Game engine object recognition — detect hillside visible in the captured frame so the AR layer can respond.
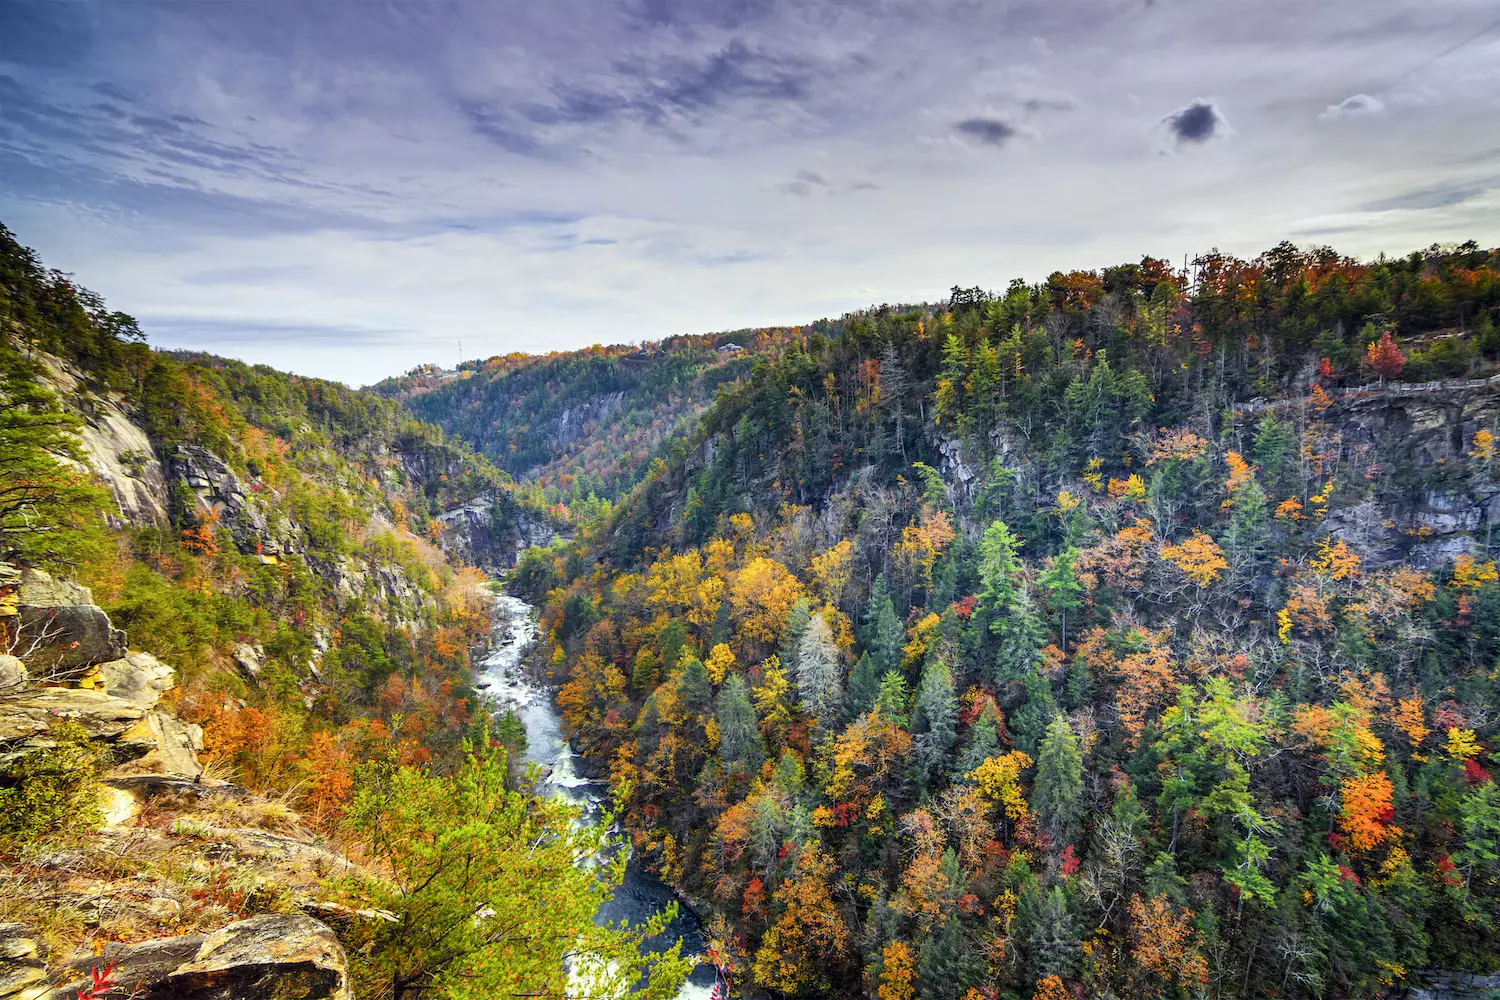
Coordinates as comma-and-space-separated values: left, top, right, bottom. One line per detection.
512, 240, 1500, 999
0, 223, 686, 999
372, 332, 792, 504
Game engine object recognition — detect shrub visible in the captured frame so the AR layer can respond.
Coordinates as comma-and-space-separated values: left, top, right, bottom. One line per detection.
0, 719, 102, 841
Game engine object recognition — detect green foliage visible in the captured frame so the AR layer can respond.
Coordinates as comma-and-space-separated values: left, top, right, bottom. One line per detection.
0, 720, 101, 842
334, 736, 692, 1000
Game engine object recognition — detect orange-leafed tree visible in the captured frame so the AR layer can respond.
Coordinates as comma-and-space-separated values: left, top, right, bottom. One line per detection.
1160, 530, 1227, 588
752, 844, 850, 993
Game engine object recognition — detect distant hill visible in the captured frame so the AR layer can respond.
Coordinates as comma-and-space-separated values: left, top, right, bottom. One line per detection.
371, 330, 801, 502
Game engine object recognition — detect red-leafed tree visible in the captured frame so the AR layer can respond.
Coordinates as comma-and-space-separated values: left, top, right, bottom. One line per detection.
1364, 331, 1406, 383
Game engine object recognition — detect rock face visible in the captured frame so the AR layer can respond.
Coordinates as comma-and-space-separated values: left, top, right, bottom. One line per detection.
47, 915, 351, 1000
437, 494, 562, 570
36, 354, 169, 528
14, 569, 125, 676
0, 657, 25, 694
170, 446, 286, 557
0, 641, 201, 778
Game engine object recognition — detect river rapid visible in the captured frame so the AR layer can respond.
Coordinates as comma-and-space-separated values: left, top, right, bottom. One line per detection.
477, 594, 720, 999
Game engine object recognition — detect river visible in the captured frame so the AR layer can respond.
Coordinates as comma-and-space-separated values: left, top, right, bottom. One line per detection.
477, 593, 721, 999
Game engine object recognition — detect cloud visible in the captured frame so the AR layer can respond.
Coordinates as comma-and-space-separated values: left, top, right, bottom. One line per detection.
1319, 93, 1385, 120
1022, 94, 1080, 115
954, 117, 1021, 147
1159, 99, 1229, 147
1360, 182, 1491, 212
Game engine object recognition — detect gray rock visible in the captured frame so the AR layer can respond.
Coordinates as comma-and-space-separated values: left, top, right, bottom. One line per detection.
0, 688, 155, 769
14, 569, 125, 676
0, 922, 46, 1000
230, 643, 264, 680
51, 915, 351, 1000
99, 652, 175, 708
0, 657, 25, 694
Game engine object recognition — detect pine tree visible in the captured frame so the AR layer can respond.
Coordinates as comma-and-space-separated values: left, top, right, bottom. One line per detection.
952, 708, 1001, 779
917, 912, 981, 1000
1019, 885, 1081, 983
796, 612, 842, 722
1010, 671, 1056, 757
677, 657, 713, 717
868, 579, 905, 675
1037, 547, 1084, 652
911, 658, 958, 786
1034, 715, 1084, 848
991, 586, 1046, 684
874, 671, 910, 727
716, 674, 765, 773
979, 519, 1023, 621
781, 597, 814, 683
847, 651, 882, 719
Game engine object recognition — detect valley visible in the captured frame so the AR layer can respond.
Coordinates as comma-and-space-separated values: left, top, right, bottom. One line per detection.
5, 223, 1500, 1000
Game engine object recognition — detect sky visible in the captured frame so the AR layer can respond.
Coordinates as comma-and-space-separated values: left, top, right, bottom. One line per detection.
2, 0, 1499, 387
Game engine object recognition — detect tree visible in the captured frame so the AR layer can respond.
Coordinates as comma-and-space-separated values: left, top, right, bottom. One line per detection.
979, 519, 1024, 621
335, 737, 692, 1000
864, 575, 905, 675
0, 351, 110, 569
796, 611, 842, 723
847, 652, 882, 719
1033, 715, 1084, 848
917, 912, 981, 1000
1364, 330, 1406, 382
1037, 547, 1084, 651
874, 671, 910, 726
911, 658, 958, 786
1019, 885, 1080, 982
717, 674, 765, 774
752, 844, 850, 994
1160, 530, 1227, 588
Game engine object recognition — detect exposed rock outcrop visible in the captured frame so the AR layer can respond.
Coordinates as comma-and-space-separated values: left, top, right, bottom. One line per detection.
36, 354, 169, 528
437, 494, 562, 570
14, 569, 125, 676
46, 915, 351, 1000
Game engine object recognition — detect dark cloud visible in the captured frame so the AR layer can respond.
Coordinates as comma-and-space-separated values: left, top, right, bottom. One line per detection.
1022, 94, 1080, 114
955, 117, 1020, 147
1160, 99, 1228, 146
0, 0, 95, 68
1360, 182, 1491, 212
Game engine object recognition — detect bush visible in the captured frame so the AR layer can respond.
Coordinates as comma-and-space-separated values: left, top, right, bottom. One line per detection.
0, 720, 102, 841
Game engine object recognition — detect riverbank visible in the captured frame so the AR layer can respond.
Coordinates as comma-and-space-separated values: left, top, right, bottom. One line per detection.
475, 589, 721, 999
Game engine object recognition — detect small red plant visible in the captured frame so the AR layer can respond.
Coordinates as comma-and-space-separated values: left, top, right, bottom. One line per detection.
77, 963, 116, 1000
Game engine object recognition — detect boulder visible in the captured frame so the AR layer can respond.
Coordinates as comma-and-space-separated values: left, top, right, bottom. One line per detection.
231, 644, 264, 680
14, 569, 125, 676
0, 923, 46, 1000
51, 915, 351, 1000
0, 657, 25, 694
107, 711, 203, 780
0, 687, 154, 768
99, 653, 175, 708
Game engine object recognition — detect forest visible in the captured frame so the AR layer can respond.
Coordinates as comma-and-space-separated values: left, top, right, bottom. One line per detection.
510, 239, 1500, 999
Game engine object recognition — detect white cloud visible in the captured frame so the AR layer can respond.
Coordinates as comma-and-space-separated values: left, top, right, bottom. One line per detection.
1320, 93, 1386, 120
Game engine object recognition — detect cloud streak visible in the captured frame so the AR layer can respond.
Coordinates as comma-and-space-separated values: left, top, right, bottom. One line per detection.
1, 0, 1497, 385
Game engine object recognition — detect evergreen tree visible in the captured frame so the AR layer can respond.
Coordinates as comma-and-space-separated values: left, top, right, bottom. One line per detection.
873, 671, 910, 727
1009, 670, 1056, 757
1034, 715, 1084, 848
1037, 547, 1084, 652
864, 574, 905, 675
716, 674, 765, 773
1019, 885, 1081, 982
978, 518, 1023, 621
952, 708, 1001, 779
846, 651, 882, 719
917, 912, 981, 1000
911, 658, 958, 786
796, 612, 842, 723
677, 657, 712, 717
991, 586, 1046, 684
780, 597, 814, 683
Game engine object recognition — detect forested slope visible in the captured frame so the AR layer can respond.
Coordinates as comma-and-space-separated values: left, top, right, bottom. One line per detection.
373, 332, 794, 503
514, 240, 1500, 999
